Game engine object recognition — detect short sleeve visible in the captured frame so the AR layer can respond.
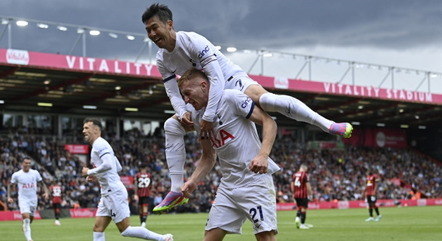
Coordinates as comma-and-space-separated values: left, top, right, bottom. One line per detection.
36, 171, 43, 182
226, 90, 255, 119
10, 173, 17, 183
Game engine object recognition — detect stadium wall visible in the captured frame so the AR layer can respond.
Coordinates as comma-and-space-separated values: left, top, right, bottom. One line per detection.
1, 199, 441, 221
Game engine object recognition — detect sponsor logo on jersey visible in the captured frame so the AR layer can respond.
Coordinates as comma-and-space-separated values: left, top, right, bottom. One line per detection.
210, 129, 235, 148
198, 45, 210, 58
241, 97, 252, 108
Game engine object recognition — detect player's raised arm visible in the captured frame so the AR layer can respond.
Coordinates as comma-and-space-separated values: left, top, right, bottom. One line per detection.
181, 138, 216, 197
247, 105, 278, 174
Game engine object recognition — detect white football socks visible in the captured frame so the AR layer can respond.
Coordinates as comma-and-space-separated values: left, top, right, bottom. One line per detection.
164, 118, 186, 192
121, 226, 165, 240
23, 218, 32, 241
259, 92, 333, 132
93, 231, 105, 241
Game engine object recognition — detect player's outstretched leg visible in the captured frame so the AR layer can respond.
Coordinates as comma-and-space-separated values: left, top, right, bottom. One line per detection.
153, 117, 188, 212
258, 92, 353, 138
121, 226, 173, 241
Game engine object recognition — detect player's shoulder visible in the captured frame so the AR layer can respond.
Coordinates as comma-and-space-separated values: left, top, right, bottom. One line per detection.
223, 89, 246, 100
11, 170, 22, 177
93, 137, 110, 148
178, 31, 205, 41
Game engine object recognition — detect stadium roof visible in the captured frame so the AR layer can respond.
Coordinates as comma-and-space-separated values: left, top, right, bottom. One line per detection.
0, 49, 441, 129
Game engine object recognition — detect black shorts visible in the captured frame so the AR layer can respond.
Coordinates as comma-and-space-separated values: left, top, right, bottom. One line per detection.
138, 196, 150, 206
295, 198, 309, 209
53, 203, 61, 209
366, 195, 377, 206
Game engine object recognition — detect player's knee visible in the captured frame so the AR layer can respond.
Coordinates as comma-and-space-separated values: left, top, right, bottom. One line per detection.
255, 230, 276, 241
164, 117, 186, 136
93, 224, 105, 232
258, 93, 278, 112
244, 84, 267, 103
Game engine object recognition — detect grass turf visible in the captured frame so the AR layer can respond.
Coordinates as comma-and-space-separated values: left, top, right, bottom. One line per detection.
1, 206, 441, 241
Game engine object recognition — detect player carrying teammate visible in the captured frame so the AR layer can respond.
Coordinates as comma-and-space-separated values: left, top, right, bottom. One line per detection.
364, 171, 382, 222
49, 180, 63, 225
141, 3, 353, 212
81, 118, 173, 241
291, 164, 313, 229
179, 69, 279, 241
134, 165, 153, 227
7, 157, 50, 241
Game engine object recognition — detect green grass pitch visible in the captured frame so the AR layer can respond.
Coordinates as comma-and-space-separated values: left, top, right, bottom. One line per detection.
1, 206, 441, 241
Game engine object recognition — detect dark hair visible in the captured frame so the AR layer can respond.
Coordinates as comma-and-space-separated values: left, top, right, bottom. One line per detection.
141, 3, 173, 24
22, 157, 32, 162
83, 118, 102, 130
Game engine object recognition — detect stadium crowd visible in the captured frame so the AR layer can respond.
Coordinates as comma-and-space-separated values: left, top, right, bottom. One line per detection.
1, 127, 441, 213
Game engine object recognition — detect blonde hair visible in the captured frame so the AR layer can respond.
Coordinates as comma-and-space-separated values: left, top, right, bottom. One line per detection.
177, 68, 208, 89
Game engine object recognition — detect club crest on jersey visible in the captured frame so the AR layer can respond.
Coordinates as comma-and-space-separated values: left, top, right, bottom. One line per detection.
210, 129, 235, 148
198, 45, 210, 58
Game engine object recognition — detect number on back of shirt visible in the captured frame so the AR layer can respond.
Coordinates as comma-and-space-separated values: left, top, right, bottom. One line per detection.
138, 177, 151, 188
294, 177, 301, 187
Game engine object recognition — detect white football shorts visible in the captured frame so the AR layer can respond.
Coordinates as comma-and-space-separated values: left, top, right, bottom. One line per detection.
18, 198, 37, 215
205, 174, 278, 235
224, 74, 260, 93
96, 189, 130, 223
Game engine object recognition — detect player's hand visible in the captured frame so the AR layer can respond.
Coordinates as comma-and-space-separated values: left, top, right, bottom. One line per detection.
133, 194, 139, 202
248, 154, 269, 174
181, 180, 197, 198
200, 120, 214, 139
81, 167, 89, 177
180, 112, 194, 128
7, 197, 13, 203
43, 192, 50, 199
86, 175, 96, 182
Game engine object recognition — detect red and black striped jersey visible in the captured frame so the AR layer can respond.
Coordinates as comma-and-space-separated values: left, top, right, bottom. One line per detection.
292, 171, 309, 198
134, 172, 152, 197
50, 184, 62, 203
365, 174, 377, 196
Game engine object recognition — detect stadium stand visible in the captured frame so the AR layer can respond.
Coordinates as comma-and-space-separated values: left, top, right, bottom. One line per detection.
1, 127, 440, 214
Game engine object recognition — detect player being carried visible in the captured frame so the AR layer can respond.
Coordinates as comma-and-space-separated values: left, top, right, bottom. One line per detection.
134, 164, 153, 228
290, 164, 313, 229
141, 3, 354, 212
49, 180, 63, 226
7, 157, 50, 241
179, 68, 280, 241
364, 171, 382, 222
81, 118, 173, 241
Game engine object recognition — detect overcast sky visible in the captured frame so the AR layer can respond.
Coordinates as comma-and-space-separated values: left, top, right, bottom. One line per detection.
1, 0, 441, 92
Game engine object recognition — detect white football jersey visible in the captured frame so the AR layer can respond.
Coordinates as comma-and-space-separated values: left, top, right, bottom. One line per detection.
193, 89, 280, 189
90, 137, 125, 195
157, 31, 244, 118
11, 169, 42, 201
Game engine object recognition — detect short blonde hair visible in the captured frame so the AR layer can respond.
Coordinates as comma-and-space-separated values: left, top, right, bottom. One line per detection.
178, 68, 208, 89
